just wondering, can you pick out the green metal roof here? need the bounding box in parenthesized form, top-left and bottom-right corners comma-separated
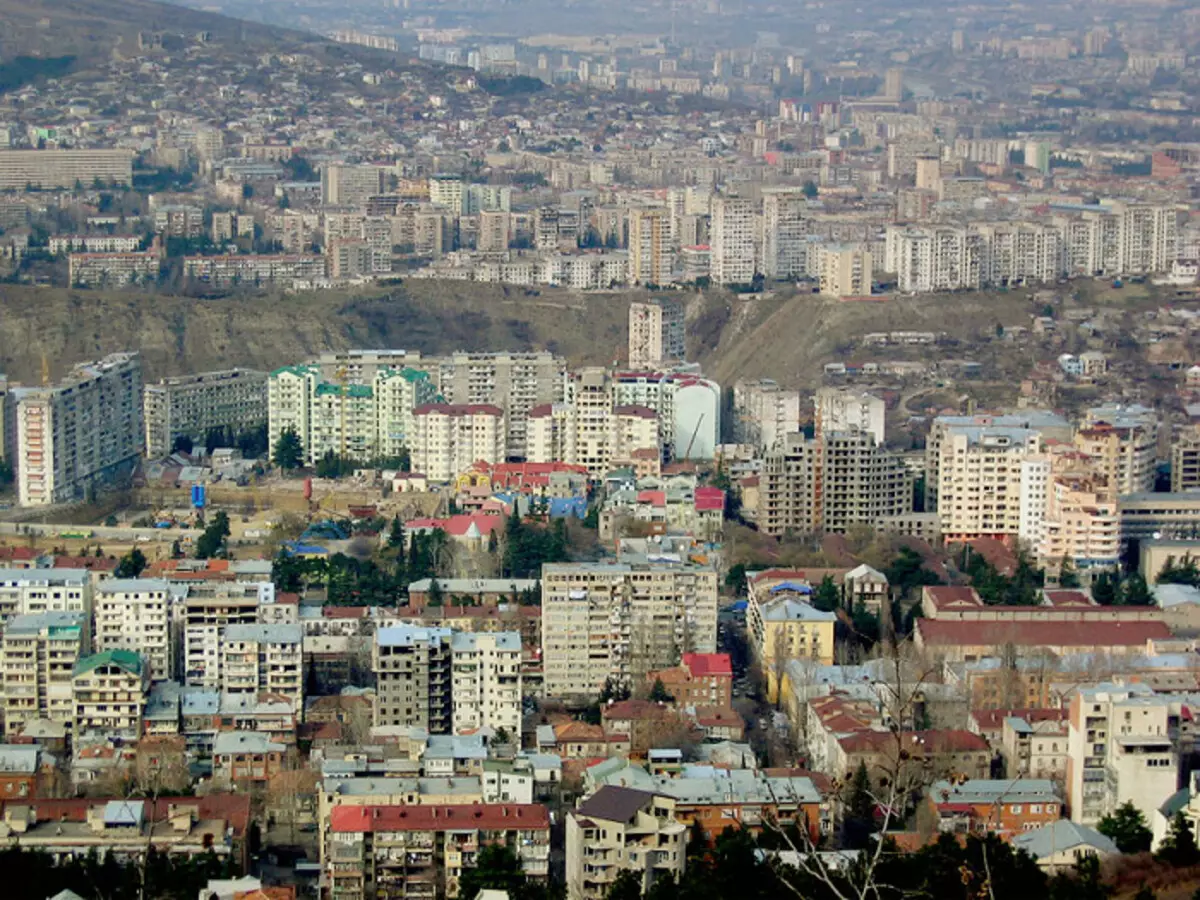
(73, 649, 144, 678)
(315, 383, 373, 398)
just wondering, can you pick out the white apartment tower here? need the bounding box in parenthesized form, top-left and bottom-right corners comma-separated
(710, 196, 757, 285)
(93, 578, 174, 681)
(221, 624, 304, 714)
(815, 388, 885, 445)
(14, 352, 143, 507)
(733, 379, 801, 451)
(761, 188, 809, 279)
(410, 403, 506, 481)
(1, 611, 87, 736)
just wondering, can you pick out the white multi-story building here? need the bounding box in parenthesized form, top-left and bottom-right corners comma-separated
(428, 174, 465, 214)
(886, 225, 982, 293)
(1055, 202, 1177, 276)
(410, 403, 506, 481)
(936, 426, 1042, 541)
(541, 561, 719, 698)
(93, 579, 174, 682)
(814, 387, 885, 445)
(449, 632, 522, 735)
(818, 244, 873, 297)
(182, 584, 270, 689)
(761, 187, 809, 279)
(975, 222, 1065, 285)
(732, 379, 801, 451)
(628, 298, 685, 369)
(710, 196, 757, 285)
(526, 397, 659, 475)
(144, 369, 268, 459)
(14, 352, 143, 507)
(321, 163, 384, 207)
(221, 624, 304, 714)
(0, 569, 91, 625)
(72, 648, 150, 742)
(1, 611, 87, 736)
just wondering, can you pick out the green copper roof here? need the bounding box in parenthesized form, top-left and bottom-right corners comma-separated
(315, 383, 373, 398)
(74, 649, 144, 678)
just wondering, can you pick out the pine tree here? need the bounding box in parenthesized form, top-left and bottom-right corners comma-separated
(1157, 812, 1200, 867)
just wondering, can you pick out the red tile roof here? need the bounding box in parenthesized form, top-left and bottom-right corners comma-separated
(613, 404, 658, 420)
(917, 618, 1172, 648)
(330, 803, 549, 834)
(837, 729, 989, 754)
(694, 486, 726, 511)
(682, 653, 732, 677)
(1042, 589, 1096, 608)
(923, 586, 983, 608)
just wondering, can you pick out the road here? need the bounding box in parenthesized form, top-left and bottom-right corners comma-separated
(0, 521, 198, 541)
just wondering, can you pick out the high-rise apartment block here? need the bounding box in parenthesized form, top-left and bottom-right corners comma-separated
(1074, 411, 1158, 497)
(93, 579, 174, 681)
(1, 611, 87, 736)
(627, 209, 671, 286)
(14, 352, 143, 507)
(0, 149, 133, 190)
(732, 379, 801, 451)
(221, 624, 304, 714)
(628, 298, 685, 369)
(321, 163, 385, 207)
(814, 388, 885, 445)
(885, 226, 982, 293)
(540, 561, 719, 698)
(143, 368, 268, 459)
(818, 244, 873, 298)
(372, 625, 521, 735)
(410, 403, 506, 481)
(761, 187, 809, 279)
(936, 426, 1042, 542)
(428, 174, 465, 213)
(710, 196, 757, 285)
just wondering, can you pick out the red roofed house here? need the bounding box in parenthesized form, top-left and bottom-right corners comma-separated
(833, 729, 991, 784)
(326, 803, 551, 900)
(646, 653, 733, 707)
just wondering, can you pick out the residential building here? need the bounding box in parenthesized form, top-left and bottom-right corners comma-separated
(211, 211, 255, 243)
(1, 612, 87, 736)
(628, 298, 685, 368)
(814, 388, 885, 445)
(1171, 428, 1200, 493)
(818, 244, 873, 298)
(745, 578, 837, 699)
(326, 803, 550, 900)
(710, 196, 756, 285)
(820, 430, 913, 534)
(1036, 471, 1120, 575)
(645, 653, 734, 707)
(732, 379, 801, 451)
(93, 579, 173, 681)
(72, 649, 150, 742)
(428, 174, 465, 213)
(0, 149, 133, 189)
(321, 164, 385, 207)
(152, 205, 203, 239)
(143, 369, 268, 459)
(1120, 492, 1200, 542)
(924, 779, 1062, 839)
(221, 624, 304, 714)
(541, 561, 719, 699)
(759, 433, 819, 537)
(627, 210, 671, 286)
(183, 254, 327, 287)
(0, 569, 91, 624)
(761, 187, 809, 279)
(566, 787, 687, 900)
(14, 352, 143, 507)
(885, 225, 982, 293)
(1066, 683, 1177, 827)
(410, 403, 505, 482)
(68, 251, 160, 287)
(1001, 713, 1069, 782)
(1012, 820, 1118, 873)
(936, 426, 1042, 541)
(213, 731, 286, 785)
(448, 632, 522, 736)
(182, 586, 266, 688)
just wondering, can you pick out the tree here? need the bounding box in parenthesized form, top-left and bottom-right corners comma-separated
(1097, 801, 1152, 853)
(170, 434, 194, 455)
(606, 871, 644, 900)
(387, 516, 405, 549)
(801, 180, 818, 198)
(115, 547, 147, 578)
(813, 575, 841, 612)
(649, 678, 674, 703)
(427, 577, 444, 607)
(458, 842, 524, 900)
(1058, 557, 1081, 587)
(194, 510, 230, 559)
(1123, 573, 1154, 606)
(842, 761, 876, 850)
(1157, 811, 1200, 867)
(272, 428, 303, 470)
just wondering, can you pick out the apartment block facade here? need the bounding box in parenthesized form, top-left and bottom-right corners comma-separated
(628, 298, 685, 369)
(1, 611, 87, 737)
(0, 149, 133, 189)
(0, 569, 91, 624)
(710, 196, 756, 285)
(72, 649, 149, 742)
(221, 624, 304, 714)
(541, 562, 719, 699)
(732, 378, 801, 452)
(93, 579, 174, 681)
(143, 368, 268, 459)
(410, 403, 505, 482)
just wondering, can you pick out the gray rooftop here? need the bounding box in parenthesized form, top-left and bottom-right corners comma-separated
(5, 611, 86, 634)
(0, 568, 89, 586)
(1011, 820, 1117, 860)
(224, 623, 302, 644)
(213, 731, 285, 754)
(97, 578, 171, 594)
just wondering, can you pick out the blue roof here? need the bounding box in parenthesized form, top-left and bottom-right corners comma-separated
(770, 581, 813, 594)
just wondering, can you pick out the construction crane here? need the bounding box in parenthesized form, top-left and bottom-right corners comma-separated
(682, 413, 705, 461)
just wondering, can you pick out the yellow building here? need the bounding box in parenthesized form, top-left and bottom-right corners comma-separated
(745, 574, 837, 701)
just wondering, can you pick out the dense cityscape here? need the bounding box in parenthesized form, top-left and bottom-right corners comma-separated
(1, 0, 1200, 898)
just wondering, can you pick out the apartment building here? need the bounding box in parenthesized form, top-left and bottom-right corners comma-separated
(428, 173, 465, 213)
(221, 624, 304, 714)
(143, 369, 268, 459)
(1037, 471, 1120, 575)
(68, 251, 160, 286)
(628, 298, 685, 369)
(93, 579, 174, 681)
(1, 612, 87, 737)
(566, 787, 687, 900)
(761, 187, 810, 279)
(1120, 492, 1200, 542)
(975, 222, 1064, 285)
(710, 196, 756, 285)
(526, 389, 659, 476)
(372, 625, 452, 733)
(0, 149, 133, 189)
(1172, 428, 1200, 492)
(541, 561, 719, 699)
(49, 235, 141, 255)
(13, 352, 143, 507)
(745, 578, 837, 699)
(182, 587, 263, 688)
(645, 653, 734, 707)
(327, 803, 550, 900)
(152, 205, 204, 239)
(268, 361, 438, 465)
(936, 426, 1043, 541)
(321, 163, 385, 207)
(410, 403, 505, 482)
(1074, 416, 1157, 497)
(211, 211, 255, 243)
(814, 387, 885, 445)
(885, 225, 982, 293)
(72, 649, 150, 742)
(183, 254, 327, 287)
(759, 433, 820, 537)
(627, 210, 671, 286)
(1053, 202, 1178, 276)
(448, 632, 522, 735)
(1067, 683, 1177, 827)
(0, 569, 91, 624)
(821, 430, 914, 534)
(476, 210, 511, 251)
(732, 378, 801, 452)
(818, 244, 873, 297)
(924, 779, 1062, 840)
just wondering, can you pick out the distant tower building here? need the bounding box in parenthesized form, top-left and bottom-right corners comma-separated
(884, 67, 904, 102)
(710, 196, 757, 285)
(627, 209, 670, 286)
(915, 156, 942, 192)
(951, 30, 966, 53)
(628, 298, 685, 369)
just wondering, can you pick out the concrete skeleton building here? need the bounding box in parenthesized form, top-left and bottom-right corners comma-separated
(732, 378, 801, 452)
(540, 561, 719, 699)
(143, 368, 268, 459)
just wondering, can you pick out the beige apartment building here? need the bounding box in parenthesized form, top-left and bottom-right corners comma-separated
(0, 149, 133, 189)
(628, 298, 685, 369)
(321, 163, 385, 207)
(72, 649, 150, 742)
(477, 210, 511, 251)
(14, 352, 143, 507)
(143, 368, 268, 459)
(541, 562, 719, 699)
(818, 244, 873, 297)
(1, 611, 87, 737)
(1173, 427, 1200, 492)
(627, 210, 671, 286)
(93, 579, 173, 681)
(221, 624, 304, 714)
(0, 569, 91, 625)
(710, 196, 756, 285)
(410, 403, 505, 481)
(1037, 471, 1120, 575)
(936, 426, 1043, 541)
(1074, 417, 1157, 497)
(68, 251, 161, 286)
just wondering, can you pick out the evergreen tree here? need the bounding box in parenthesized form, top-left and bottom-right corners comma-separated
(813, 575, 841, 612)
(272, 428, 303, 470)
(1158, 812, 1200, 867)
(842, 762, 876, 850)
(1097, 801, 1152, 853)
(649, 678, 674, 702)
(428, 576, 444, 607)
(387, 516, 405, 549)
(115, 547, 147, 578)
